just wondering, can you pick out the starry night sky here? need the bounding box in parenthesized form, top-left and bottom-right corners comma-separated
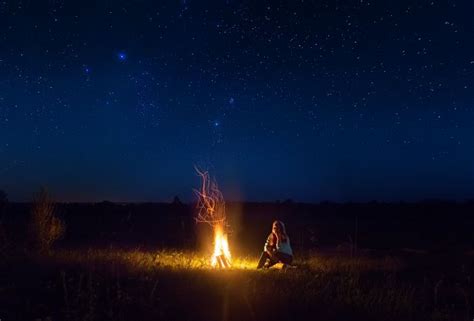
(0, 0, 473, 202)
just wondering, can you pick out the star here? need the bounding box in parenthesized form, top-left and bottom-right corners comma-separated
(118, 52, 127, 61)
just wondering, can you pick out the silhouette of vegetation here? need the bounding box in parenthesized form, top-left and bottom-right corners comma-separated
(172, 195, 183, 205)
(0, 189, 7, 205)
(0, 200, 473, 320)
(0, 221, 7, 258)
(29, 187, 65, 254)
(0, 189, 8, 257)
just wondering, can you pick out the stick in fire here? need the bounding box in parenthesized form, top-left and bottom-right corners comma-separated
(194, 167, 232, 268)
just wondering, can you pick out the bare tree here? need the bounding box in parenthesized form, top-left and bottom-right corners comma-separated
(29, 187, 65, 254)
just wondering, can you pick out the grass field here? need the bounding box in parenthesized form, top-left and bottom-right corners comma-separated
(2, 248, 471, 321)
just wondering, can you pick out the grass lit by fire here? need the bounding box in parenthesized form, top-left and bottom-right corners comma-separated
(53, 248, 403, 273)
(54, 248, 260, 271)
(3, 248, 451, 321)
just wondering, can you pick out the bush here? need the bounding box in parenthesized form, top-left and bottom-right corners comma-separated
(0, 189, 7, 205)
(29, 187, 65, 254)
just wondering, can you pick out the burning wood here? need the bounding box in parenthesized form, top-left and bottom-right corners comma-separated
(194, 167, 232, 268)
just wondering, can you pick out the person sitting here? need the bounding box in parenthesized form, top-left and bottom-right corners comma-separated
(257, 220, 293, 269)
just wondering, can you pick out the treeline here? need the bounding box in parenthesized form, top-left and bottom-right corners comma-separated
(1, 199, 474, 253)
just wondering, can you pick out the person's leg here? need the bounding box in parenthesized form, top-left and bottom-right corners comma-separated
(275, 252, 293, 265)
(257, 251, 270, 269)
(265, 253, 279, 268)
(257, 251, 280, 269)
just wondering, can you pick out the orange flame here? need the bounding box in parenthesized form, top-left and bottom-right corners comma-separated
(211, 225, 231, 268)
(194, 167, 232, 268)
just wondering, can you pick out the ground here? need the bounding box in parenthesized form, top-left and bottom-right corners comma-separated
(2, 248, 472, 321)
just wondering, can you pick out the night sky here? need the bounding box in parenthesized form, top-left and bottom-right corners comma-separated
(0, 0, 473, 202)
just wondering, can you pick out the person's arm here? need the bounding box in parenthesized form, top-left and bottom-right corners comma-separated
(264, 233, 276, 254)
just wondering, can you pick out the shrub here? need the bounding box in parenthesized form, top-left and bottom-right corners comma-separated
(29, 187, 65, 254)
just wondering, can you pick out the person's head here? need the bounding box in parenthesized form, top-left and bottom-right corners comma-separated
(272, 220, 287, 239)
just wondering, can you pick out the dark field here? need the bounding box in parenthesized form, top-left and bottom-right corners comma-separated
(1, 201, 474, 321)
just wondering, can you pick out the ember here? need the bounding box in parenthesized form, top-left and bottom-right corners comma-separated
(194, 167, 232, 268)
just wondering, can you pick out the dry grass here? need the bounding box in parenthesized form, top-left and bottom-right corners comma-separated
(51, 248, 421, 320)
(3, 248, 460, 321)
(300, 251, 404, 273)
(54, 248, 259, 271)
(52, 248, 403, 274)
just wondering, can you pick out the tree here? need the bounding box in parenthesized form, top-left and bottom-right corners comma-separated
(29, 187, 65, 254)
(172, 195, 183, 205)
(0, 189, 7, 255)
(0, 189, 7, 205)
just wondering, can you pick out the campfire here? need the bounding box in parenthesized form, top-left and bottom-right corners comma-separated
(194, 168, 232, 268)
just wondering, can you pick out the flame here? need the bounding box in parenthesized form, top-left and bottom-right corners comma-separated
(211, 225, 232, 268)
(194, 167, 232, 268)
